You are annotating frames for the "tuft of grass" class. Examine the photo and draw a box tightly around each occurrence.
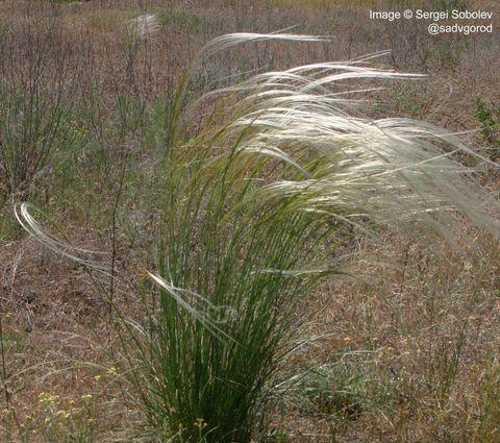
[474,97,499,162]
[14,31,499,442]
[117,33,498,441]
[0,9,87,229]
[0,86,84,207]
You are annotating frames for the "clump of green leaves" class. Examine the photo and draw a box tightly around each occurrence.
[474,98,499,161]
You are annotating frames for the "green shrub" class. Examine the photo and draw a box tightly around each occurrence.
[0,85,82,208]
[474,98,499,161]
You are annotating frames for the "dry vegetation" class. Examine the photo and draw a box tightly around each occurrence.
[0,0,498,442]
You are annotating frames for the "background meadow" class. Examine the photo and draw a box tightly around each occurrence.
[0,1,498,441]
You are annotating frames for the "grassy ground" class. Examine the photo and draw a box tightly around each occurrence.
[0,1,498,441]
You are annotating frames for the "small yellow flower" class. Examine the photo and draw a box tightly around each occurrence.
[106,366,118,376]
[38,392,59,405]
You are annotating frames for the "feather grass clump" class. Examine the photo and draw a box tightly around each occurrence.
[204,60,497,236]
[15,33,499,442]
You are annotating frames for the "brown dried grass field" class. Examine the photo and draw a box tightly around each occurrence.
[0,1,498,442]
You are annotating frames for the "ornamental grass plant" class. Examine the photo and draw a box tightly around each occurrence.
[15,31,499,442]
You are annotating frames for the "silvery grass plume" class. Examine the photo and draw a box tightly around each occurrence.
[200,31,329,58]
[14,32,500,306]
[139,34,499,351]
[14,202,110,274]
[128,13,160,39]
[187,44,499,239]
[163,31,330,152]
